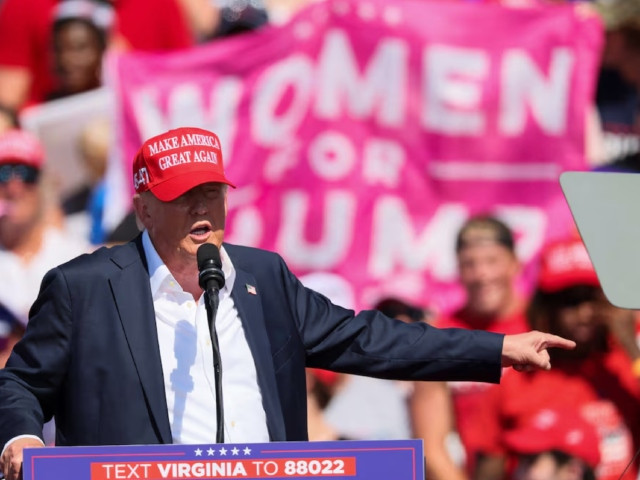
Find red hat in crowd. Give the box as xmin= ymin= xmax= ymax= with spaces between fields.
xmin=0 ymin=129 xmax=45 ymax=169
xmin=308 ymin=368 xmax=340 ymax=388
xmin=132 ymin=127 xmax=235 ymax=202
xmin=504 ymin=408 xmax=601 ymax=469
xmin=537 ymin=238 xmax=600 ymax=292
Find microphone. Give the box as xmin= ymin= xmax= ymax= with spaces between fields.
xmin=196 ymin=243 xmax=225 ymax=443
xmin=197 ymin=243 xmax=225 ymax=294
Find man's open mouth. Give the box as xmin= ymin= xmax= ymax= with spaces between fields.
xmin=190 ymin=225 xmax=211 ymax=236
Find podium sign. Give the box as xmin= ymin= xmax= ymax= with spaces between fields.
xmin=23 ymin=439 xmax=423 ymax=480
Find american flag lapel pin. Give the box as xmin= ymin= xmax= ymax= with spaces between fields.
xmin=246 ymin=284 xmax=257 ymax=295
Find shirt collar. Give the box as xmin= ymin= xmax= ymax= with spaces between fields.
xmin=142 ymin=230 xmax=235 ymax=298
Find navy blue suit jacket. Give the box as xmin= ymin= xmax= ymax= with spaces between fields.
xmin=0 ymin=237 xmax=504 ymax=447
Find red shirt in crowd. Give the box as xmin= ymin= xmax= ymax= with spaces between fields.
xmin=437 ymin=308 xmax=529 ymax=474
xmin=0 ymin=0 xmax=194 ymax=106
xmin=479 ymin=346 xmax=640 ymax=480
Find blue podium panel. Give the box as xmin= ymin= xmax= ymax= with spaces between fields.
xmin=23 ymin=439 xmax=423 ymax=480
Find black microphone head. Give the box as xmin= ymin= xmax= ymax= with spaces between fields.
xmin=197 ymin=243 xmax=225 ymax=292
xmin=197 ymin=243 xmax=221 ymax=270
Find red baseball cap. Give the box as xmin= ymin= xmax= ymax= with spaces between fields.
xmin=132 ymin=127 xmax=235 ymax=202
xmin=0 ymin=129 xmax=45 ymax=169
xmin=504 ymin=408 xmax=601 ymax=469
xmin=538 ymin=238 xmax=600 ymax=292
xmin=308 ymin=368 xmax=340 ymax=388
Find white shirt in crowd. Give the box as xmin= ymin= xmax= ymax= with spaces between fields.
xmin=0 ymin=226 xmax=90 ymax=326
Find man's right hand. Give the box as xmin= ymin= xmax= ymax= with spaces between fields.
xmin=1 ymin=437 xmax=44 ymax=480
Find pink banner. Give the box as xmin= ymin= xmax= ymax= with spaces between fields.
xmin=108 ymin=0 xmax=603 ymax=312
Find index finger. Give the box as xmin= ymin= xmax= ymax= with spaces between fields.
xmin=542 ymin=334 xmax=576 ymax=350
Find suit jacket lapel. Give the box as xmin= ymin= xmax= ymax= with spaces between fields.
xmin=108 ymin=239 xmax=173 ymax=444
xmin=231 ymin=269 xmax=286 ymax=441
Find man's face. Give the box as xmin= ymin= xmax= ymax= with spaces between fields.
xmin=0 ymin=163 xmax=42 ymax=241
xmin=553 ymin=287 xmax=608 ymax=347
xmin=134 ymin=182 xmax=227 ymax=264
xmin=457 ymin=242 xmax=519 ymax=317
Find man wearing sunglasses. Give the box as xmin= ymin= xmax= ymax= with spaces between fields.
xmin=0 ymin=129 xmax=90 ymax=343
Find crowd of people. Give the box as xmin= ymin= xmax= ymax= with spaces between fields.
xmin=0 ymin=1 xmax=639 ymax=480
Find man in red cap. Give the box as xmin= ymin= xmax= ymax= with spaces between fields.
xmin=0 ymin=127 xmax=576 ymax=480
xmin=506 ymin=407 xmax=601 ymax=480
xmin=0 ymin=129 xmax=89 ymax=352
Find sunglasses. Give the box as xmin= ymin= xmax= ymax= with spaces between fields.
xmin=0 ymin=163 xmax=40 ymax=184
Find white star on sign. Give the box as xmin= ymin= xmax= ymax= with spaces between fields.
xmin=207 ymin=448 xmax=215 ymax=456
xmin=194 ymin=448 xmax=203 ymax=456
xmin=219 ymin=447 xmax=227 ymax=456
xmin=231 ymin=447 xmax=239 ymax=456
xmin=243 ymin=447 xmax=251 ymax=455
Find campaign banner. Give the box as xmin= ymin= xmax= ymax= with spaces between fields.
xmin=23 ymin=439 xmax=423 ymax=480
xmin=107 ymin=0 xmax=603 ymax=312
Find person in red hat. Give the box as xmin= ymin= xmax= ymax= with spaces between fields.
xmin=0 ymin=128 xmax=89 ymax=339
xmin=475 ymin=237 xmax=640 ymax=480
xmin=506 ymin=407 xmax=600 ymax=480
xmin=0 ymin=126 xmax=576 ymax=480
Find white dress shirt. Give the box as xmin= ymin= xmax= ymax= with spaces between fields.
xmin=0 ymin=227 xmax=89 ymax=327
xmin=143 ymin=231 xmax=269 ymax=444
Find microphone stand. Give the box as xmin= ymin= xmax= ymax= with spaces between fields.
xmin=204 ymin=287 xmax=224 ymax=444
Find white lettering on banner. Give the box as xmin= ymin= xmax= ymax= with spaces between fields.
xmin=131 ymin=79 xmax=242 ymax=165
xmin=428 ymin=161 xmax=560 ymax=181
xmin=131 ymin=30 xmax=574 ymax=145
xmin=227 ymin=206 xmax=263 ymax=246
xmin=308 ymin=131 xmax=356 ymax=181
xmin=423 ymin=45 xmax=489 ymax=135
xmin=207 ymin=78 xmax=243 ymax=166
xmin=251 ymin=55 xmax=314 ymax=146
xmin=362 ymin=138 xmax=405 ymax=187
xmin=500 ymin=48 xmax=573 ymax=135
xmin=264 ymin=134 xmax=406 ymax=185
xmin=264 ymin=140 xmax=302 ymax=182
xmin=132 ymin=87 xmax=168 ymax=142
xmin=368 ymin=202 xmax=547 ymax=280
xmin=167 ymin=84 xmax=203 ymax=137
xmin=225 ymin=189 xmax=549 ymax=279
xmin=315 ymin=29 xmax=407 ymax=127
xmin=276 ymin=190 xmax=355 ymax=269
xmin=369 ymin=201 xmax=466 ymax=279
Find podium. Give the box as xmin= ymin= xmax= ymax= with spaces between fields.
xmin=23 ymin=439 xmax=424 ymax=480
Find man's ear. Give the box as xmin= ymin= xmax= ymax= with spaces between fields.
xmin=132 ymin=194 xmax=150 ymax=230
